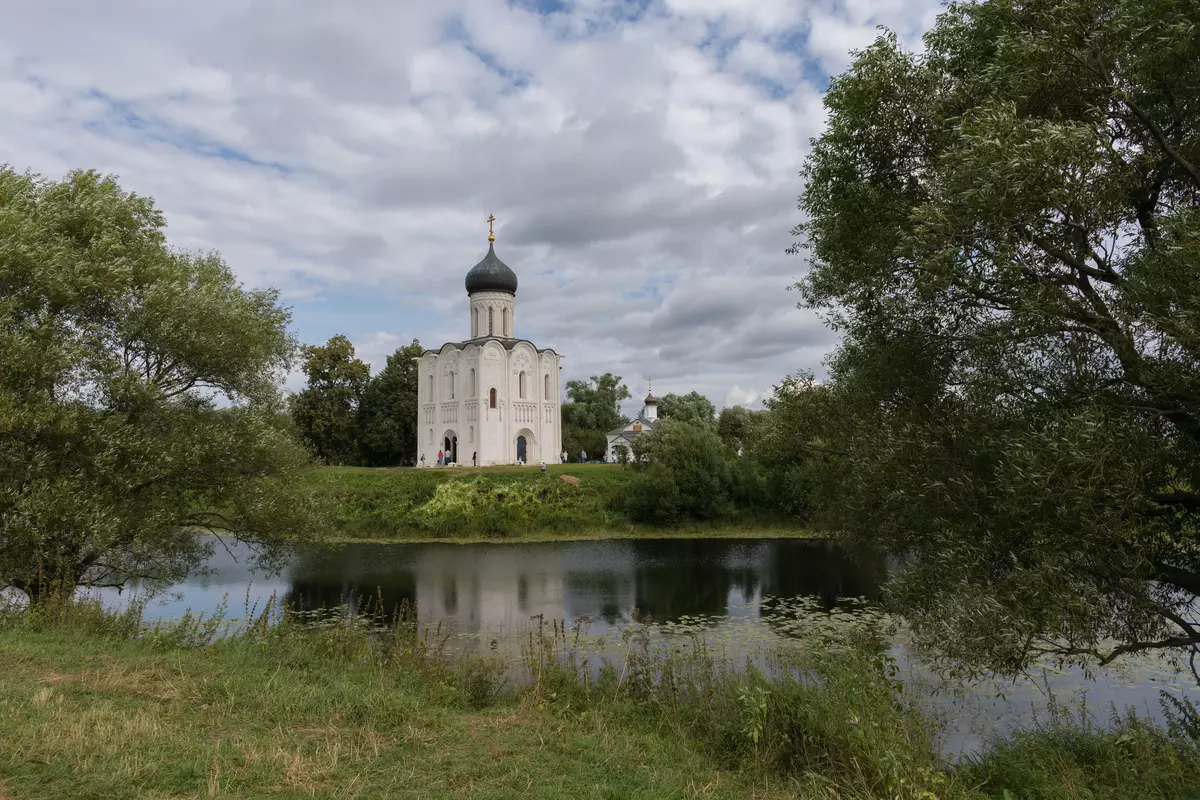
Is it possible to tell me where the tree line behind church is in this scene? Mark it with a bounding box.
[288,337,823,526]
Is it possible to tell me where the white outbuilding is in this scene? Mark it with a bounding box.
[606,387,659,462]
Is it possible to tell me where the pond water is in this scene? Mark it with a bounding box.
[91,535,1199,760]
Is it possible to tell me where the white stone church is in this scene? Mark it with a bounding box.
[416,220,563,466]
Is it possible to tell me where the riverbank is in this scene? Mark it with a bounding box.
[1,602,1195,799]
[324,524,815,545]
[306,464,808,541]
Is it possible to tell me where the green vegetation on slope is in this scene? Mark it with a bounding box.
[304,463,802,540]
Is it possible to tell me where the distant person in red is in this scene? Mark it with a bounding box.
[437,449,444,466]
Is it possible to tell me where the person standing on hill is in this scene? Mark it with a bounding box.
[437,449,444,466]
[420,454,425,467]
[472,451,477,467]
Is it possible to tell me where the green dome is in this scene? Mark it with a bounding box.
[465,243,518,295]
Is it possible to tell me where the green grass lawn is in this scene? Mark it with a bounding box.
[304,464,807,542]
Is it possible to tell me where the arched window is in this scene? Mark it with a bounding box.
[428,375,434,399]
[469,426,474,442]
[469,368,475,397]
[488,307,494,336]
[449,371,455,400]
[489,387,497,409]
[428,428,433,444]
[544,373,550,399]
[503,307,510,336]
[519,371,526,399]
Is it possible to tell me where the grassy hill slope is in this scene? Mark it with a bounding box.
[303,464,802,540]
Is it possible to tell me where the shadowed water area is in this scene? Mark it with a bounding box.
[93,536,1199,759]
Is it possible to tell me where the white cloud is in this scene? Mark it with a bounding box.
[0,0,941,410]
[723,385,760,409]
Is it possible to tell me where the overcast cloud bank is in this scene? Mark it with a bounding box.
[1,0,941,413]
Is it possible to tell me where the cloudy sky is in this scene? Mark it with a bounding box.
[1,0,941,414]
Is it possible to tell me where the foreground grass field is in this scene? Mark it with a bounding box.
[305,464,806,541]
[0,629,789,799]
[2,601,1198,800]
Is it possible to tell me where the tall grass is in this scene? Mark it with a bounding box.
[3,593,1198,799]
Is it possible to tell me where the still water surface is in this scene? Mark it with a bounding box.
[96,536,1199,759]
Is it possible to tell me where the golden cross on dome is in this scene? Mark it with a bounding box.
[487,214,496,243]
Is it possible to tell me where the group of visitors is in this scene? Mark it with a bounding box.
[419,450,478,467]
[418,447,604,467]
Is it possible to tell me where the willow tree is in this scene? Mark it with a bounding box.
[796,0,1200,676]
[0,167,325,604]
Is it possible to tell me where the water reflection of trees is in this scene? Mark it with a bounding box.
[625,540,759,624]
[563,571,630,625]
[285,546,418,619]
[280,538,885,632]
[757,539,887,638]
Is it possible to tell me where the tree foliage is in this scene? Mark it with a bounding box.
[657,391,716,428]
[561,372,630,461]
[562,373,631,432]
[357,339,422,466]
[0,167,325,604]
[289,335,370,465]
[796,0,1200,675]
[749,376,834,520]
[716,405,759,450]
[629,420,731,522]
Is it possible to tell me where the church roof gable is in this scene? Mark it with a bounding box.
[423,338,559,357]
[607,418,655,436]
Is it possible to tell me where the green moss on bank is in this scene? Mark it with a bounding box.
[304,464,805,541]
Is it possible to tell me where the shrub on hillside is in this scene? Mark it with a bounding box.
[630,420,730,521]
[624,462,682,524]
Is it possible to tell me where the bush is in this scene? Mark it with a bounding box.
[729,457,770,510]
[630,420,731,520]
[625,462,682,524]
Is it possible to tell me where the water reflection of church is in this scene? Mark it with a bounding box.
[285,540,884,641]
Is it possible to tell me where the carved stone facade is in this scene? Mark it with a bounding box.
[416,239,562,466]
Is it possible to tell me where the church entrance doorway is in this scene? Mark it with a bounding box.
[443,432,458,464]
[514,429,536,465]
